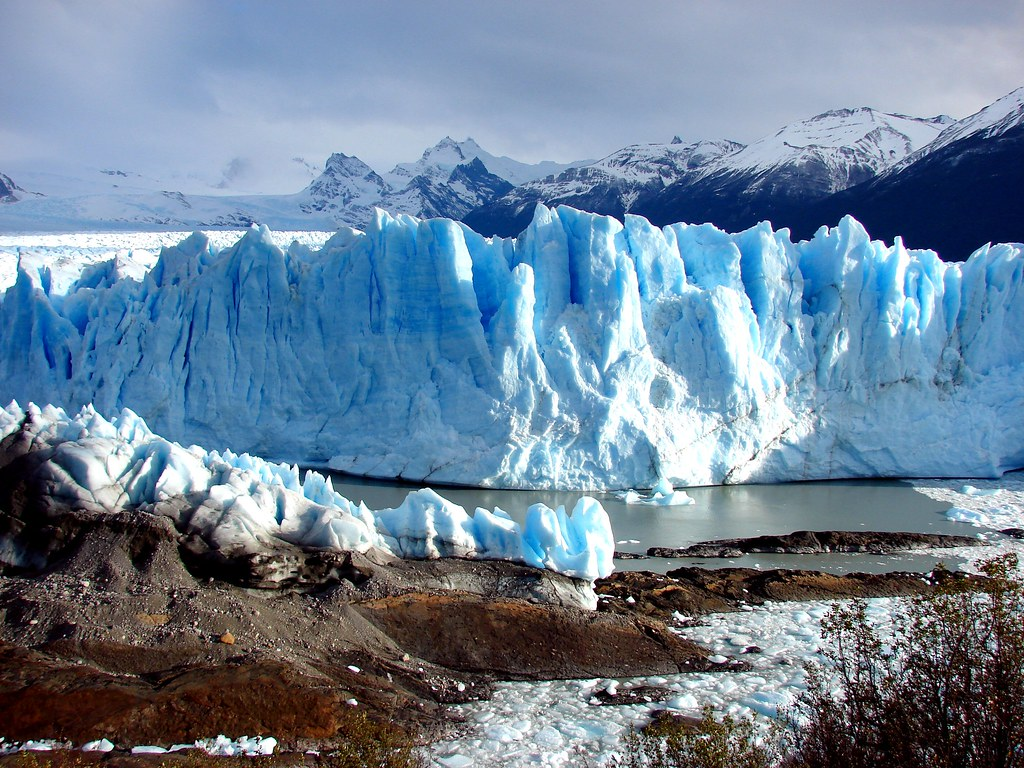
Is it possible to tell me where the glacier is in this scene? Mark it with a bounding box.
[0,401,613,583]
[1,205,1023,490]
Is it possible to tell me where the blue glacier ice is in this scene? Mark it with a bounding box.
[0,401,614,583]
[1,206,1023,490]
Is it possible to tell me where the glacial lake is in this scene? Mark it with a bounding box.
[325,473,987,575]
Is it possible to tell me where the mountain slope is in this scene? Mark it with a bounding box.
[630,108,952,233]
[463,139,742,237]
[0,173,21,203]
[787,88,1024,259]
[0,138,569,232]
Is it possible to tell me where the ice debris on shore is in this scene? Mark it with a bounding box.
[0,736,276,756]
[2,209,1024,489]
[0,401,614,582]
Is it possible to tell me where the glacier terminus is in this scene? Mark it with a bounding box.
[2,205,1023,490]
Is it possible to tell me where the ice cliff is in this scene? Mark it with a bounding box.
[0,402,614,583]
[1,205,1023,489]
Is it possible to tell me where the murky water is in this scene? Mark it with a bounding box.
[325,473,982,574]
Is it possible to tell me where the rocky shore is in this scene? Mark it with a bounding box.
[0,506,708,746]
[0,493,984,753]
[647,529,982,559]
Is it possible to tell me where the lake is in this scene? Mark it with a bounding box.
[325,473,982,574]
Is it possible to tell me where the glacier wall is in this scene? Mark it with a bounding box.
[2,205,1023,490]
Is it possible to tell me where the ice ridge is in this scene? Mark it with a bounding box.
[1,206,1023,489]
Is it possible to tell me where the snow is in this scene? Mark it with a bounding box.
[2,213,1023,491]
[895,86,1024,167]
[0,401,614,583]
[709,107,951,180]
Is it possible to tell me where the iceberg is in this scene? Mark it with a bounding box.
[1,206,1023,490]
[0,401,613,582]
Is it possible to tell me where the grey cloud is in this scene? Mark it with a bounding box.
[2,0,1022,192]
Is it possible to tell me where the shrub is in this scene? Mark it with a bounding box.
[789,554,1024,768]
[608,706,781,768]
[315,710,427,768]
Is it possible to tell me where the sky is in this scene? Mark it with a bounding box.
[2,0,1023,194]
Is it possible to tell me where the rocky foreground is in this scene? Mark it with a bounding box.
[0,493,984,753]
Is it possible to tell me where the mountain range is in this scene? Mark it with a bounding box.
[1,87,1022,260]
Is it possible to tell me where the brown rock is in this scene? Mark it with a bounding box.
[355,591,713,679]
[218,631,235,645]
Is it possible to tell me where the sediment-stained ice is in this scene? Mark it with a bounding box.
[0,401,613,582]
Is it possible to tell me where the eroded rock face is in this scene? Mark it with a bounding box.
[355,592,712,680]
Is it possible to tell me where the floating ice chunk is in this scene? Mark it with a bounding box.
[484,723,524,743]
[521,497,614,580]
[436,755,475,768]
[615,478,696,506]
[947,506,991,526]
[665,693,699,711]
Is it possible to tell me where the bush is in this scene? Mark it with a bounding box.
[789,554,1024,768]
[315,710,427,768]
[608,706,781,768]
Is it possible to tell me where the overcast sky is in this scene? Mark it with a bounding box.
[3,0,1022,193]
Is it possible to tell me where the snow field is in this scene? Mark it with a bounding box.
[0,229,333,293]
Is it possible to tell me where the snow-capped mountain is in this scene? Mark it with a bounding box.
[0,137,573,232]
[381,156,514,220]
[1,88,1021,247]
[703,107,953,190]
[889,86,1024,168]
[0,173,20,204]
[4,208,1023,490]
[786,87,1024,259]
[297,152,390,224]
[617,108,952,235]
[467,108,952,238]
[463,138,742,237]
[386,136,580,188]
